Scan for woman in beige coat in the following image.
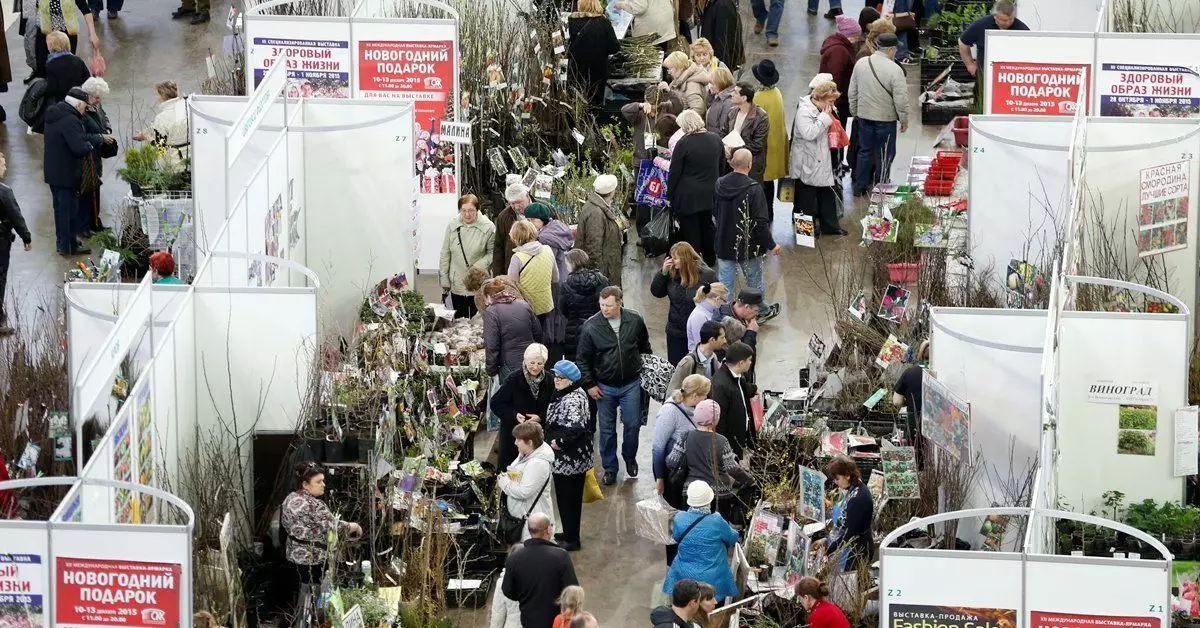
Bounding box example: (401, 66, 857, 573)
(574, 174, 626, 288)
(661, 51, 708, 118)
(439, 194, 496, 318)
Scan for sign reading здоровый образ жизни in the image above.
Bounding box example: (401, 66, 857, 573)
(1099, 63, 1200, 118)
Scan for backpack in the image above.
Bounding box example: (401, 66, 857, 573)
(20, 78, 47, 126)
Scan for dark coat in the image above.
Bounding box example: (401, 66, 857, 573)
(698, 0, 743, 71)
(820, 33, 856, 123)
(492, 206, 520, 276)
(559, 267, 608, 361)
(43, 101, 101, 189)
(719, 105, 770, 182)
(711, 364, 757, 457)
(502, 538, 579, 628)
(667, 131, 722, 216)
(651, 606, 692, 628)
(491, 369, 554, 473)
(44, 53, 90, 104)
(0, 183, 31, 244)
(713, 172, 776, 261)
(567, 14, 620, 108)
(81, 104, 111, 179)
(483, 298, 543, 377)
(576, 308, 652, 389)
(650, 264, 716, 341)
(621, 90, 686, 161)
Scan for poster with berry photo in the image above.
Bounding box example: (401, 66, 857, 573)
(1137, 160, 1190, 257)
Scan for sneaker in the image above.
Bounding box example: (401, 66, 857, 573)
(0, 326, 13, 336)
(823, 7, 842, 17)
(753, 22, 764, 34)
(190, 10, 210, 23)
(899, 57, 918, 66)
(602, 471, 617, 485)
(171, 6, 194, 17)
(758, 303, 781, 323)
(626, 460, 639, 478)
(767, 38, 779, 47)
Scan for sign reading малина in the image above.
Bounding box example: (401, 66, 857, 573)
(1087, 380, 1157, 405)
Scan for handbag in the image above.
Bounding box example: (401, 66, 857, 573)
(90, 51, 106, 77)
(892, 12, 917, 31)
(498, 473, 551, 544)
(583, 467, 604, 503)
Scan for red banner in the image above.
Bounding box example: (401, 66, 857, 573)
(55, 558, 181, 627)
(1031, 611, 1160, 628)
(991, 62, 1090, 116)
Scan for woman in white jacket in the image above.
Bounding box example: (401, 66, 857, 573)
(613, 0, 677, 47)
(497, 421, 556, 540)
(489, 546, 523, 628)
(789, 78, 846, 237)
(134, 81, 189, 161)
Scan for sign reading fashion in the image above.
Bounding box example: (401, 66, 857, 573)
(1031, 611, 1160, 628)
(1086, 379, 1157, 405)
(991, 62, 1089, 115)
(1099, 63, 1200, 117)
(55, 558, 181, 627)
(249, 37, 352, 97)
(890, 605, 1017, 628)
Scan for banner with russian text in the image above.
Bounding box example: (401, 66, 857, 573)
(55, 558, 181, 628)
(991, 62, 1089, 116)
(1099, 63, 1200, 118)
(0, 554, 45, 627)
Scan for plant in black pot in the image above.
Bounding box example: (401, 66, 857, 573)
(116, 144, 160, 197)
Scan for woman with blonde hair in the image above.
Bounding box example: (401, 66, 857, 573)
(666, 110, 722, 267)
(660, 51, 708, 117)
(650, 373, 712, 563)
(492, 343, 554, 473)
(134, 80, 189, 160)
(705, 66, 736, 131)
(567, 0, 619, 110)
(790, 79, 846, 237)
(652, 242, 717, 364)
(689, 38, 728, 74)
(856, 17, 897, 61)
(685, 282, 728, 352)
(507, 219, 559, 319)
(552, 585, 585, 628)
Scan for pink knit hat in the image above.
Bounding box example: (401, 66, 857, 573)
(695, 400, 721, 427)
(836, 14, 861, 38)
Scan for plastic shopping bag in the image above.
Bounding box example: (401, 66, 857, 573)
(828, 117, 849, 149)
(583, 467, 604, 503)
(90, 51, 106, 77)
(634, 494, 678, 544)
(634, 159, 670, 208)
(640, 206, 671, 258)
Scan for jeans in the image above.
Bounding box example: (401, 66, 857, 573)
(853, 120, 898, 194)
(806, 0, 840, 12)
(553, 472, 586, 545)
(597, 379, 642, 474)
(50, 186, 79, 254)
(717, 257, 765, 297)
(752, 0, 785, 38)
(894, 0, 911, 60)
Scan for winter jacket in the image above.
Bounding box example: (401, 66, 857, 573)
(492, 369, 554, 473)
(711, 364, 757, 457)
(142, 97, 190, 159)
(490, 569, 523, 628)
(538, 219, 574, 281)
(43, 101, 102, 189)
(575, 192, 626, 288)
(497, 442, 557, 539)
(544, 385, 593, 475)
(820, 32, 857, 122)
(719, 105, 770, 182)
(698, 0, 744, 71)
(622, 91, 686, 161)
(650, 606, 692, 628)
(492, 206, 524, 275)
(576, 308, 652, 388)
(625, 0, 676, 45)
(559, 268, 608, 361)
(713, 172, 776, 262)
(43, 51, 89, 105)
(753, 87, 790, 182)
(502, 538, 579, 628)
(567, 14, 621, 108)
(508, 241, 559, 316)
(666, 131, 722, 216)
(849, 51, 909, 126)
(667, 429, 753, 493)
(81, 104, 111, 181)
(0, 183, 32, 245)
(670, 64, 709, 117)
(484, 298, 543, 376)
(651, 400, 697, 480)
(790, 96, 836, 187)
(810, 599, 852, 628)
(651, 264, 716, 343)
(686, 300, 719, 352)
(668, 346, 718, 396)
(706, 86, 734, 132)
(663, 509, 740, 599)
(440, 214, 496, 296)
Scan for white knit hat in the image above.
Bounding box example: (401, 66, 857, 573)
(687, 480, 715, 508)
(504, 182, 530, 203)
(809, 73, 834, 89)
(593, 174, 618, 196)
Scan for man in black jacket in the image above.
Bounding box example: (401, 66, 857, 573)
(0, 152, 32, 337)
(650, 579, 701, 628)
(44, 87, 111, 256)
(714, 148, 781, 320)
(711, 341, 756, 457)
(502, 513, 578, 628)
(576, 285, 652, 485)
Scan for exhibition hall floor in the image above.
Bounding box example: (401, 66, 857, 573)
(0, 1, 941, 625)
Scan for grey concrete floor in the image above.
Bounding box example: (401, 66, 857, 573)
(0, 0, 942, 624)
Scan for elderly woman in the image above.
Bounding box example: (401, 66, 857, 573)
(543, 360, 592, 551)
(663, 480, 740, 601)
(666, 111, 722, 267)
(150, 251, 183, 284)
(558, 249, 607, 362)
(32, 0, 100, 79)
(575, 174, 625, 288)
(666, 400, 755, 526)
(498, 421, 556, 541)
(134, 81, 189, 160)
(483, 277, 543, 380)
(492, 344, 554, 487)
(652, 373, 712, 515)
(507, 219, 558, 322)
(77, 76, 112, 236)
(43, 31, 89, 106)
(790, 79, 847, 237)
(440, 194, 496, 319)
(661, 51, 708, 117)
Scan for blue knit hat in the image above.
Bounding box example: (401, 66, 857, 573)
(551, 360, 581, 383)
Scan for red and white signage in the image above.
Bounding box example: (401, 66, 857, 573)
(991, 62, 1090, 116)
(55, 558, 181, 627)
(1031, 611, 1160, 628)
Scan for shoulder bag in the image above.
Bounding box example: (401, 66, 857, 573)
(498, 473, 552, 544)
(674, 511, 713, 545)
(867, 58, 902, 122)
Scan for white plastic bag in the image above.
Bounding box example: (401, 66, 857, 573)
(634, 494, 678, 545)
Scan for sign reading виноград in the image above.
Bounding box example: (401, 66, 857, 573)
(1087, 379, 1157, 405)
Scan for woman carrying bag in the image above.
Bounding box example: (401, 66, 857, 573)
(543, 360, 593, 552)
(663, 480, 740, 602)
(789, 78, 847, 237)
(440, 194, 496, 319)
(498, 421, 556, 542)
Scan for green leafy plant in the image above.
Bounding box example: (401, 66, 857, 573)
(1117, 430, 1155, 455)
(116, 144, 160, 187)
(334, 587, 393, 627)
(888, 197, 937, 263)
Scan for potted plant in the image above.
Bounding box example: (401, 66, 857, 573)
(116, 144, 161, 197)
(884, 197, 936, 283)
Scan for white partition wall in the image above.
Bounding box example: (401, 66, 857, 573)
(984, 32, 1094, 116)
(1016, 0, 1105, 31)
(968, 116, 1074, 290)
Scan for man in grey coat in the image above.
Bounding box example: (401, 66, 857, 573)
(848, 32, 909, 196)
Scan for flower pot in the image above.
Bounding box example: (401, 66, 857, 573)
(952, 116, 970, 147)
(357, 438, 376, 464)
(130, 182, 145, 197)
(324, 439, 344, 463)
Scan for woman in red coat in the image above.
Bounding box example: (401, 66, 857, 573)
(797, 577, 850, 628)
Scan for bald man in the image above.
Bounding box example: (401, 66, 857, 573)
(501, 512, 579, 628)
(714, 147, 782, 320)
(570, 612, 600, 628)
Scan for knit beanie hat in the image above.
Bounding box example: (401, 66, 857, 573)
(694, 399, 721, 427)
(836, 14, 862, 38)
